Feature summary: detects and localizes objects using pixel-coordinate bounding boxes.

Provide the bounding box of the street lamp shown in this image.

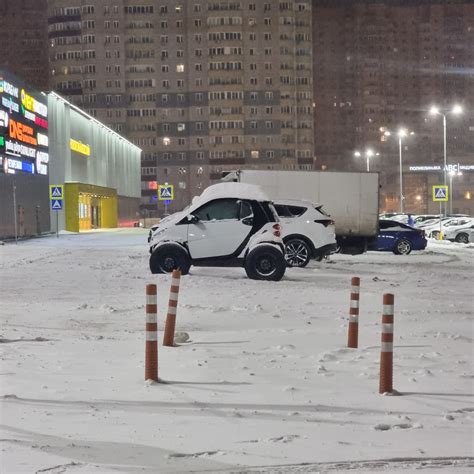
[383,128,415,214]
[448,169,463,215]
[159,137,171,217]
[429,104,463,215]
[354,148,379,172]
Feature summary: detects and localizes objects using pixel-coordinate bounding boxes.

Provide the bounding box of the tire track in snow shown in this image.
[223,456,474,472]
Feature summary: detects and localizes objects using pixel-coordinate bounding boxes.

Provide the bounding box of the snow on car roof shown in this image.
[194,182,270,204]
[274,198,321,207]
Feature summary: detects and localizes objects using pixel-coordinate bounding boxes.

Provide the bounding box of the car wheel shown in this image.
[393,239,412,255]
[455,233,469,244]
[245,245,286,281]
[149,244,191,275]
[284,238,311,267]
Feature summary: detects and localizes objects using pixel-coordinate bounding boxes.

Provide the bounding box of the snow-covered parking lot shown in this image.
[1,229,473,473]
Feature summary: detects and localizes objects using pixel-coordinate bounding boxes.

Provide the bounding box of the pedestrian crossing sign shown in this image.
[49,185,63,199]
[432,185,448,202]
[158,184,174,201]
[51,199,63,210]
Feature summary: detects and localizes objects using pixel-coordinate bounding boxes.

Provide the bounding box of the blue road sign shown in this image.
[432,185,448,202]
[158,185,174,201]
[49,185,63,199]
[51,199,63,211]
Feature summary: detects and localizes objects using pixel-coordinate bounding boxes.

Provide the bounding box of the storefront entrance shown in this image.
[66,183,117,232]
[78,193,106,230]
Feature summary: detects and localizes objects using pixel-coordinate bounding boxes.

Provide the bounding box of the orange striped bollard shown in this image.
[163,269,181,347]
[347,277,360,348]
[145,284,158,381]
[379,293,394,394]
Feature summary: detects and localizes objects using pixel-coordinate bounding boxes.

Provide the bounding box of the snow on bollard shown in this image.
[145,284,158,382]
[379,293,395,394]
[163,269,181,347]
[347,277,360,348]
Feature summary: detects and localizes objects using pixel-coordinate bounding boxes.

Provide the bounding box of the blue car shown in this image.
[368,220,427,255]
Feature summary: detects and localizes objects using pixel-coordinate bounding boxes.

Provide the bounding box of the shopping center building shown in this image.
[0,70,141,238]
[48,92,141,232]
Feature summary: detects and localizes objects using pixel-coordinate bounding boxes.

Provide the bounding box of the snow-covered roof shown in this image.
[194,182,270,204]
[273,198,321,208]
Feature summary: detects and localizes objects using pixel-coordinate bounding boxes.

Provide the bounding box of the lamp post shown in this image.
[449,169,462,215]
[429,104,463,215]
[354,149,379,172]
[160,137,171,217]
[383,128,415,214]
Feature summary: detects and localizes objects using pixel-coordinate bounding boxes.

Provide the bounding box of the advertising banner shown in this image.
[0,70,49,176]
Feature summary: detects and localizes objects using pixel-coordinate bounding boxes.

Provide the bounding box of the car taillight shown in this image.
[317,219,335,227]
[272,223,281,237]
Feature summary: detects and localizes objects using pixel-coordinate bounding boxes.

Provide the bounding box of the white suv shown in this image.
[273,199,338,267]
[444,221,474,243]
[148,183,286,281]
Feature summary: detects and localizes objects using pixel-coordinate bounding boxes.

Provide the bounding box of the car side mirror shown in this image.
[187,214,200,224]
[242,216,254,226]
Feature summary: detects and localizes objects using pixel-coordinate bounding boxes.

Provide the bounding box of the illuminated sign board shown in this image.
[70,138,90,156]
[0,71,48,175]
[409,164,474,173]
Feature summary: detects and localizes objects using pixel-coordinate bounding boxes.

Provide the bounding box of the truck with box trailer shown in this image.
[224,169,380,254]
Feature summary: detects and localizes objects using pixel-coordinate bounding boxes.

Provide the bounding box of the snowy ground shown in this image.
[1,229,473,473]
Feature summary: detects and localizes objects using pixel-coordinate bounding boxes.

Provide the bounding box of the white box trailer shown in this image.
[226,170,379,254]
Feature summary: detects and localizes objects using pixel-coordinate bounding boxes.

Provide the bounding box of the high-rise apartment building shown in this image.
[312,0,474,213]
[47,0,314,213]
[0,0,49,91]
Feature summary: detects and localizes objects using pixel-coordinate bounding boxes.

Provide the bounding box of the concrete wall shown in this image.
[0,174,50,239]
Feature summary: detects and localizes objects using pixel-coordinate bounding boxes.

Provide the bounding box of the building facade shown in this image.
[312,0,474,213]
[48,92,142,232]
[47,0,315,214]
[0,70,50,238]
[0,0,50,91]
[0,69,141,239]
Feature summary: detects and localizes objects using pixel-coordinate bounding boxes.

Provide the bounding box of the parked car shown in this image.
[444,223,474,243]
[389,214,409,224]
[413,214,440,226]
[440,219,474,242]
[148,183,287,281]
[427,217,472,239]
[379,213,403,220]
[273,199,337,267]
[368,220,427,255]
[418,217,454,237]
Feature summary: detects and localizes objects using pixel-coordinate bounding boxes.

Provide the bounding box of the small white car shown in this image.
[148,183,287,281]
[427,217,472,239]
[444,221,474,243]
[273,199,338,267]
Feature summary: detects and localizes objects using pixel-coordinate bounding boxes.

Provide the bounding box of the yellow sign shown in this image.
[70,139,91,156]
[432,185,448,202]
